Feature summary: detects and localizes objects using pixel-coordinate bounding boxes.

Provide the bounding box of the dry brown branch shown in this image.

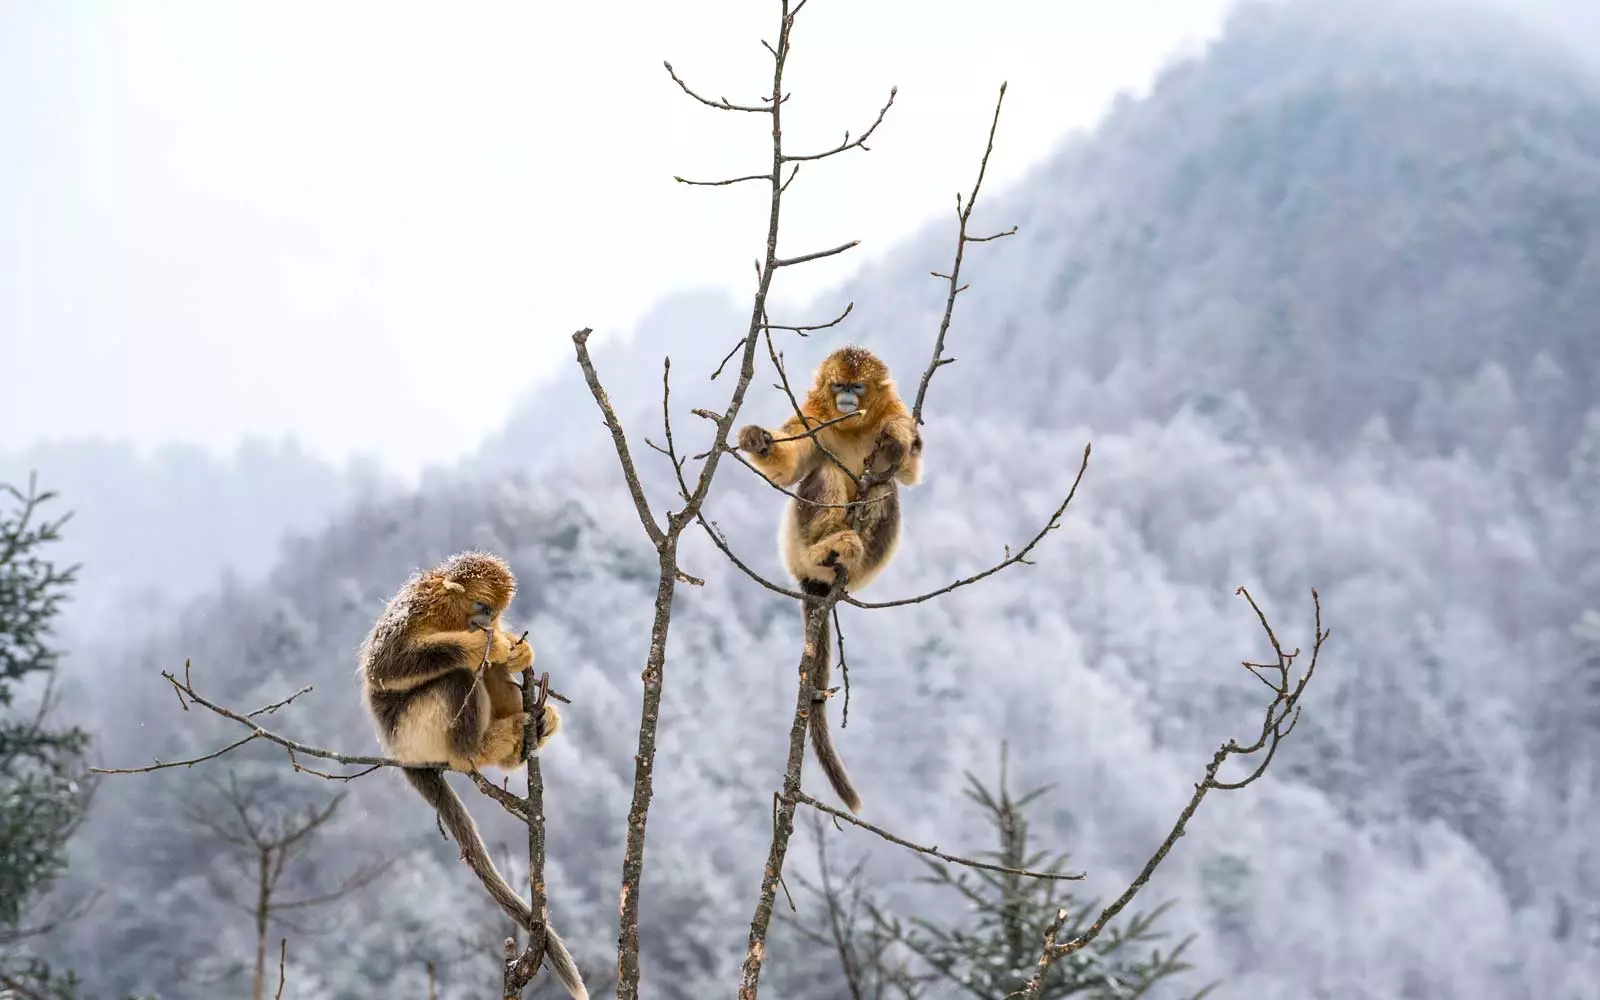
[569,3,900,994]
[789,791,1086,882]
[90,663,439,777]
[781,88,897,162]
[739,591,840,999]
[674,172,771,187]
[273,939,286,1000]
[765,300,854,334]
[1015,589,1328,999]
[847,442,1090,609]
[909,84,1013,427]
[663,59,783,113]
[499,669,555,997]
[773,239,861,268]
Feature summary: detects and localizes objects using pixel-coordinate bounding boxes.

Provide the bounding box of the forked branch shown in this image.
[1016,589,1329,999]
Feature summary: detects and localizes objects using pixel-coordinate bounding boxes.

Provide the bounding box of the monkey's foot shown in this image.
[478,712,532,769]
[807,531,863,576]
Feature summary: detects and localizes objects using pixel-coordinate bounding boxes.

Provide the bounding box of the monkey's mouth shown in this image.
[834,394,859,414]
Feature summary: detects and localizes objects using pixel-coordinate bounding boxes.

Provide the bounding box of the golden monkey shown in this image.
[358,551,588,1000]
[736,345,923,814]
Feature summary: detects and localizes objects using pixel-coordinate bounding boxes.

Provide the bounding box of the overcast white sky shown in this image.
[1,1,1242,475]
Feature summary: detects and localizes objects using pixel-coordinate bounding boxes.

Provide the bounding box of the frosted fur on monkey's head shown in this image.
[365,550,518,648]
[805,344,900,430]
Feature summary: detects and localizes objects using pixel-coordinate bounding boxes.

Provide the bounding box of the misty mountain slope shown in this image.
[43,1,1600,998]
[57,394,1597,999]
[0,436,398,634]
[752,0,1600,465]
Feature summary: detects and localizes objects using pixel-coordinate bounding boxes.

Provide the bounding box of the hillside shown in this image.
[0,437,398,632]
[35,2,1600,998]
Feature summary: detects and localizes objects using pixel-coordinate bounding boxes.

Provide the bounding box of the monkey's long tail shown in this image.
[801,590,863,814]
[403,768,590,1000]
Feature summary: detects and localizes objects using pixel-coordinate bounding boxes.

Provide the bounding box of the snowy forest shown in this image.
[4,0,1600,998]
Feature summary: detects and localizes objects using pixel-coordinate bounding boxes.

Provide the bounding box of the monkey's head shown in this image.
[808,346,896,432]
[413,550,517,632]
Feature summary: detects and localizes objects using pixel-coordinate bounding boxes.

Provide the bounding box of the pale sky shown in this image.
[1,0,1238,476]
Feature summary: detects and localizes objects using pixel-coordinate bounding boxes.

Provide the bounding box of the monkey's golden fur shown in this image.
[736,346,924,814]
[358,551,587,1000]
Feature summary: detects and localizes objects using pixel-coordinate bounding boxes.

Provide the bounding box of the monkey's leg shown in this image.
[796,465,866,580]
[483,667,525,720]
[478,705,560,770]
[438,670,492,771]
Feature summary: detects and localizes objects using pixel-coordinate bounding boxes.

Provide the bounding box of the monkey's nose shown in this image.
[467,612,493,632]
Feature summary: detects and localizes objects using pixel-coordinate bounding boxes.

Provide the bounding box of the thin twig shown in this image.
[763,301,854,335]
[91,665,433,777]
[849,443,1091,609]
[1016,589,1328,998]
[89,734,261,775]
[781,88,897,162]
[910,82,1013,427]
[274,938,287,1000]
[571,329,665,549]
[790,791,1085,881]
[663,60,783,113]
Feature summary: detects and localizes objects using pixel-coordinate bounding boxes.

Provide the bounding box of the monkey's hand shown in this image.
[738,424,775,458]
[500,635,535,672]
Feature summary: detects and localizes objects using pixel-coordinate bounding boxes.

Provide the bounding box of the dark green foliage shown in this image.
[790,748,1217,1000]
[0,476,101,998]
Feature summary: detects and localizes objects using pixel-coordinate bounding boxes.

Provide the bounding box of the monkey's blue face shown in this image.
[466,600,495,632]
[831,381,866,415]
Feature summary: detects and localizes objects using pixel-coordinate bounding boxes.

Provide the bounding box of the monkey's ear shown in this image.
[441,579,467,593]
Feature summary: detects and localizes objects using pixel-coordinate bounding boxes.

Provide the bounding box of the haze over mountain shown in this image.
[23,1,1600,998]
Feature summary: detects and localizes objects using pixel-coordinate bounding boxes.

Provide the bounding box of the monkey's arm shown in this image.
[873,409,923,486]
[365,628,511,693]
[738,414,816,486]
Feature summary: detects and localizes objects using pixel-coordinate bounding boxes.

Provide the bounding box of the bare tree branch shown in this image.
[781,88,897,162]
[90,663,440,777]
[788,791,1085,882]
[1016,589,1329,999]
[184,772,392,1000]
[663,60,783,113]
[569,3,901,994]
[500,669,554,997]
[910,82,1014,427]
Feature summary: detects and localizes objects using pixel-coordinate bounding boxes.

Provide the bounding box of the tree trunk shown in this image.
[254,852,270,1000]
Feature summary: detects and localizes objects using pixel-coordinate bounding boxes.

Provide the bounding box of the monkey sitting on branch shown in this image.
[737,345,924,814]
[358,550,588,1000]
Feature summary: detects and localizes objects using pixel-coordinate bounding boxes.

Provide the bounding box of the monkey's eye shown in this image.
[474,601,492,616]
